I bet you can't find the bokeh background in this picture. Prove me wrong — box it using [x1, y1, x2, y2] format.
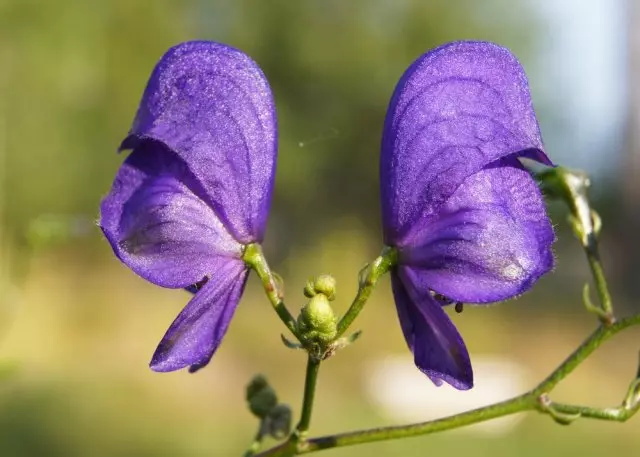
[1, 0, 639, 456]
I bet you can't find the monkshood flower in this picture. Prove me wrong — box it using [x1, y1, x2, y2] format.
[381, 41, 555, 390]
[100, 41, 277, 372]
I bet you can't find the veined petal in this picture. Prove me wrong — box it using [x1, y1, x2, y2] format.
[100, 141, 242, 288]
[381, 41, 551, 244]
[400, 158, 554, 303]
[121, 41, 277, 244]
[150, 260, 248, 372]
[392, 268, 473, 390]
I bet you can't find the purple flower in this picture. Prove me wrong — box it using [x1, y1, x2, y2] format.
[381, 41, 555, 390]
[99, 41, 277, 372]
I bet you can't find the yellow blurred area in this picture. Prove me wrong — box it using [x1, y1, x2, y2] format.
[1, 222, 639, 456]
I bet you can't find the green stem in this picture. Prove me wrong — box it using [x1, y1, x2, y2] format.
[255, 313, 640, 457]
[534, 315, 638, 393]
[243, 427, 265, 457]
[295, 356, 321, 439]
[243, 243, 298, 338]
[565, 187, 612, 320]
[254, 166, 639, 456]
[538, 393, 640, 423]
[260, 357, 322, 457]
[336, 246, 397, 337]
[304, 394, 533, 452]
[536, 166, 613, 321]
[585, 245, 614, 322]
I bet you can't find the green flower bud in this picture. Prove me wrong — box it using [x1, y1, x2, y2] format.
[312, 274, 336, 301]
[249, 387, 278, 418]
[297, 293, 337, 345]
[245, 374, 268, 401]
[265, 404, 292, 439]
[246, 375, 277, 418]
[303, 278, 316, 298]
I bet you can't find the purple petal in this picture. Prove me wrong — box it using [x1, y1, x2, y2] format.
[400, 158, 554, 303]
[100, 141, 242, 288]
[121, 41, 277, 244]
[150, 260, 248, 372]
[392, 268, 473, 390]
[381, 41, 551, 244]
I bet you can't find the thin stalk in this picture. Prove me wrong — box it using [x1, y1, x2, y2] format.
[256, 313, 640, 456]
[534, 315, 639, 393]
[255, 166, 639, 457]
[243, 243, 298, 338]
[295, 356, 321, 439]
[243, 428, 265, 457]
[303, 394, 533, 452]
[336, 246, 397, 337]
[585, 244, 614, 321]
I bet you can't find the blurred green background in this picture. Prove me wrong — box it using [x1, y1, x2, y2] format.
[1, 0, 639, 456]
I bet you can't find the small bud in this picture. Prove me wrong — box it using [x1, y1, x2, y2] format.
[303, 279, 316, 298]
[246, 375, 277, 418]
[265, 404, 292, 439]
[249, 386, 278, 418]
[303, 274, 337, 300]
[246, 374, 268, 400]
[297, 294, 338, 345]
[312, 274, 337, 301]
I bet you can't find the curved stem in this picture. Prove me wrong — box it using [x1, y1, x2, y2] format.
[538, 393, 640, 423]
[585, 244, 614, 322]
[254, 166, 639, 457]
[535, 166, 613, 322]
[256, 313, 640, 456]
[244, 243, 299, 338]
[534, 315, 638, 393]
[243, 427, 265, 457]
[336, 246, 397, 337]
[303, 394, 533, 452]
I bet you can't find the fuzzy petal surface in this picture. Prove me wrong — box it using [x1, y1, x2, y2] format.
[100, 141, 241, 288]
[392, 268, 473, 389]
[121, 41, 277, 243]
[400, 158, 554, 303]
[150, 259, 248, 372]
[381, 41, 551, 244]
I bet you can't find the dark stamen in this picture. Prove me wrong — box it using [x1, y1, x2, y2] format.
[185, 276, 210, 294]
[430, 290, 456, 306]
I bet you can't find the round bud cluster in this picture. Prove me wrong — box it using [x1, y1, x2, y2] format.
[264, 404, 292, 439]
[297, 293, 338, 345]
[246, 374, 278, 418]
[298, 274, 338, 354]
[303, 274, 337, 301]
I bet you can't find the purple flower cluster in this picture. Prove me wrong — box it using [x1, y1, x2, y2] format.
[100, 40, 554, 387]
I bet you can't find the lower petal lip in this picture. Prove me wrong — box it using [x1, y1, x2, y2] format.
[392, 268, 473, 390]
[149, 262, 248, 372]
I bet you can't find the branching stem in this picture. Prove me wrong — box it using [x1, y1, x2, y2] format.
[249, 167, 639, 457]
